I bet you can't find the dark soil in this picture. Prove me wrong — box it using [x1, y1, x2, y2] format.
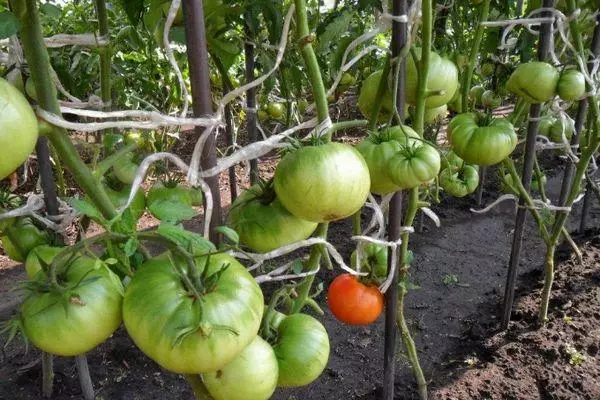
[1, 134, 600, 399]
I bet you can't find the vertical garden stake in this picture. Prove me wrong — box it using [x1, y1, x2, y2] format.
[94, 0, 112, 145]
[576, 17, 600, 233]
[244, 18, 259, 184]
[501, 0, 555, 330]
[383, 0, 407, 398]
[182, 0, 223, 243]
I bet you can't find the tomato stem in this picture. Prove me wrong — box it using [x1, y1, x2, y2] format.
[368, 56, 392, 131]
[460, 0, 491, 113]
[413, 0, 432, 136]
[93, 142, 138, 179]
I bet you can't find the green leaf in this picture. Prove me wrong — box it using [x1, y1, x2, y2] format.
[124, 237, 138, 257]
[118, 0, 145, 25]
[0, 11, 20, 39]
[68, 198, 106, 224]
[291, 260, 304, 274]
[148, 200, 197, 223]
[316, 11, 354, 55]
[39, 4, 62, 18]
[214, 226, 239, 245]
[157, 222, 216, 255]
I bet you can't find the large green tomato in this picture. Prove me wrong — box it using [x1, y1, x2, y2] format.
[112, 153, 139, 185]
[123, 253, 264, 374]
[439, 165, 479, 197]
[358, 70, 394, 121]
[481, 90, 502, 109]
[440, 150, 464, 170]
[20, 255, 123, 356]
[538, 115, 556, 137]
[550, 118, 575, 143]
[506, 62, 559, 103]
[272, 313, 330, 387]
[267, 103, 286, 119]
[423, 104, 448, 124]
[557, 69, 586, 101]
[274, 142, 370, 223]
[0, 78, 39, 180]
[24, 245, 63, 279]
[203, 336, 278, 400]
[406, 48, 459, 107]
[356, 125, 419, 195]
[387, 142, 441, 189]
[350, 243, 388, 278]
[1, 218, 49, 262]
[228, 184, 317, 253]
[147, 182, 194, 218]
[448, 113, 517, 166]
[469, 85, 485, 104]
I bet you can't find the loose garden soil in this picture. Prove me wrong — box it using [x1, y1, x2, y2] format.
[1, 130, 599, 399]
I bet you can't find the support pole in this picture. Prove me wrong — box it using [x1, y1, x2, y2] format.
[475, 165, 487, 206]
[181, 0, 223, 243]
[244, 18, 259, 184]
[383, 1, 407, 399]
[500, 0, 554, 330]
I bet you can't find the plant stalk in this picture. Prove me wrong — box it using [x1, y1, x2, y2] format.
[75, 354, 95, 400]
[186, 375, 214, 400]
[41, 351, 54, 398]
[413, 0, 432, 136]
[461, 0, 491, 113]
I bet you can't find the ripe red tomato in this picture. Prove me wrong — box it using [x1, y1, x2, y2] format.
[327, 274, 384, 325]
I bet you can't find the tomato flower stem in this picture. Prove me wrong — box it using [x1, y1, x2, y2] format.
[460, 0, 491, 113]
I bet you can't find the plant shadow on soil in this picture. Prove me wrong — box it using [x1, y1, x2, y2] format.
[1, 165, 600, 400]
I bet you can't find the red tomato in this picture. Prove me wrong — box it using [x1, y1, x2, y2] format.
[327, 274, 384, 325]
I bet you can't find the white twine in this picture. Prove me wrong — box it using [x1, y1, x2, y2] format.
[471, 193, 573, 214]
[0, 194, 78, 233]
[163, 0, 189, 118]
[255, 259, 320, 284]
[0, 34, 109, 49]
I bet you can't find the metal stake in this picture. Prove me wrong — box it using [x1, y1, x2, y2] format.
[501, 0, 555, 330]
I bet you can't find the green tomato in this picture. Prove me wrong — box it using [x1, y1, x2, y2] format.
[439, 165, 479, 197]
[538, 115, 557, 137]
[274, 143, 371, 223]
[5, 69, 24, 92]
[25, 77, 37, 101]
[1, 218, 49, 262]
[297, 99, 309, 114]
[406, 48, 459, 107]
[123, 253, 264, 374]
[340, 72, 356, 86]
[147, 182, 194, 210]
[20, 255, 123, 356]
[0, 78, 39, 180]
[455, 54, 469, 69]
[557, 69, 586, 101]
[350, 243, 388, 277]
[506, 62, 559, 103]
[423, 104, 448, 124]
[502, 173, 547, 194]
[448, 113, 517, 166]
[387, 142, 441, 189]
[188, 187, 204, 206]
[203, 336, 278, 400]
[448, 84, 463, 112]
[112, 153, 139, 185]
[480, 63, 495, 78]
[549, 118, 575, 143]
[356, 125, 420, 195]
[481, 90, 502, 109]
[258, 109, 269, 122]
[358, 70, 394, 121]
[440, 150, 464, 170]
[267, 103, 285, 119]
[228, 184, 317, 253]
[469, 85, 485, 104]
[24, 245, 63, 279]
[271, 313, 330, 387]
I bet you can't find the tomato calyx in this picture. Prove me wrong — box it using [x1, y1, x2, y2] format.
[247, 178, 277, 206]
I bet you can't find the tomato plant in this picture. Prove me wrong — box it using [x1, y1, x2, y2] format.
[327, 274, 384, 325]
[387, 142, 441, 189]
[439, 164, 479, 197]
[506, 62, 559, 103]
[406, 49, 459, 108]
